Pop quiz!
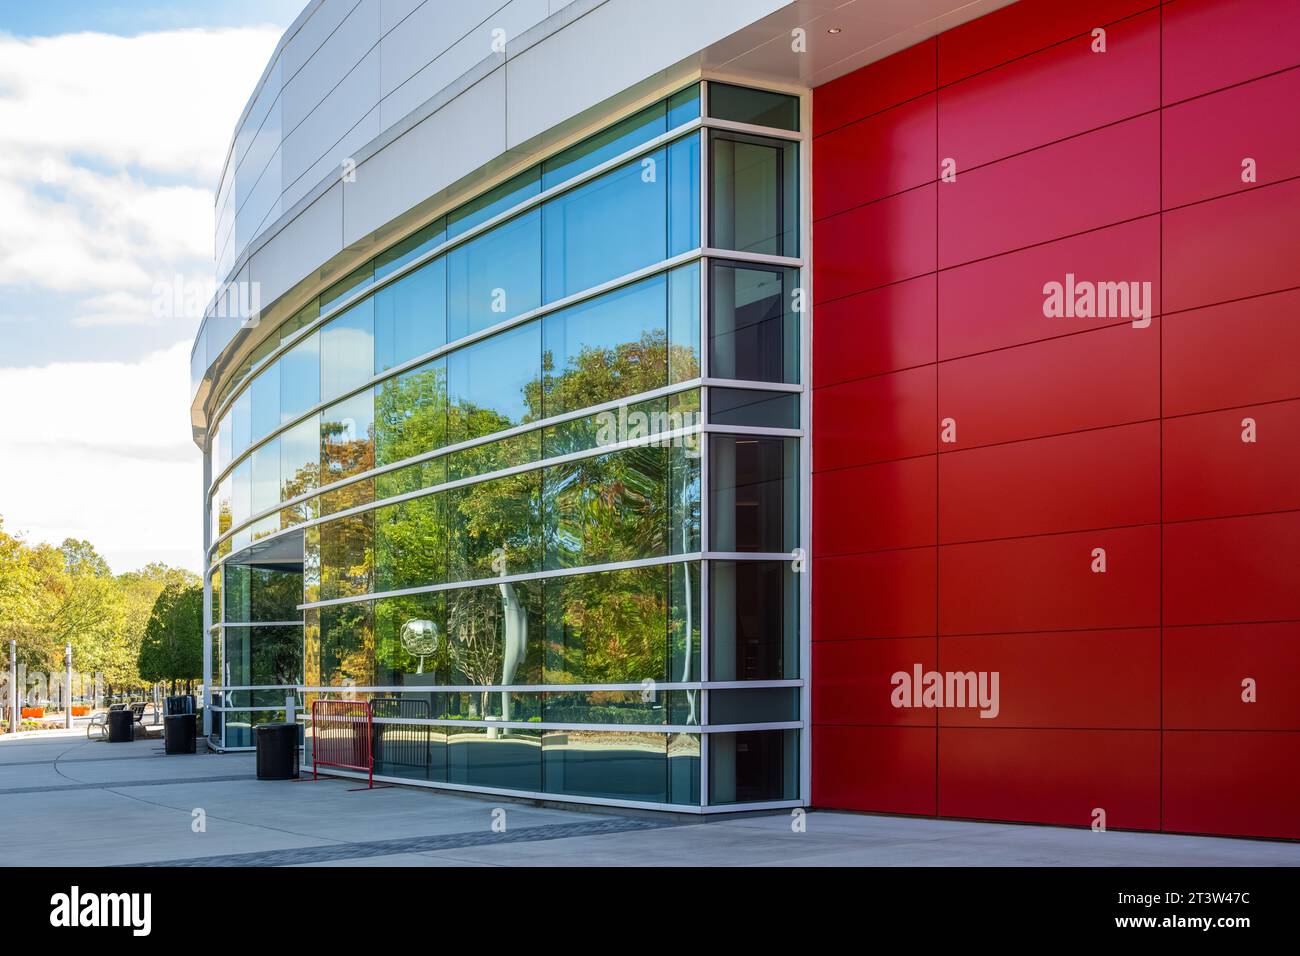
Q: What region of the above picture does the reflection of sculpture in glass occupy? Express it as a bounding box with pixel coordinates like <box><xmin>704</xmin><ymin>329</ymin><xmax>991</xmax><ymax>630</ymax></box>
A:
<box><xmin>494</xmin><ymin>547</ymin><xmax>527</xmax><ymax>731</ymax></box>
<box><xmin>399</xmin><ymin>619</ymin><xmax>439</xmax><ymax>673</ymax></box>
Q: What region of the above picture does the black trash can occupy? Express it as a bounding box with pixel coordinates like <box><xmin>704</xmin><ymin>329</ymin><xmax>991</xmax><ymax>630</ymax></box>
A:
<box><xmin>164</xmin><ymin>713</ymin><xmax>197</xmax><ymax>754</ymax></box>
<box><xmin>107</xmin><ymin>708</ymin><xmax>133</xmax><ymax>743</ymax></box>
<box><xmin>165</xmin><ymin>695</ymin><xmax>195</xmax><ymax>716</ymax></box>
<box><xmin>255</xmin><ymin>723</ymin><xmax>299</xmax><ymax>780</ymax></box>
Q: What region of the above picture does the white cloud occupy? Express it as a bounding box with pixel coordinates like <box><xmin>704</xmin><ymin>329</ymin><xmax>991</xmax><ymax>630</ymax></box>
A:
<box><xmin>0</xmin><ymin>341</ymin><xmax>203</xmax><ymax>574</ymax></box>
<box><xmin>0</xmin><ymin>27</ymin><xmax>281</xmax><ymax>323</ymax></box>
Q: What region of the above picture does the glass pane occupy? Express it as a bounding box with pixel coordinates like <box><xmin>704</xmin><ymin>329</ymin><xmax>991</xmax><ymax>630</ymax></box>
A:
<box><xmin>709</xmin><ymin>388</ymin><xmax>799</xmax><ymax>428</ymax></box>
<box><xmin>543</xmin><ymin>731</ymin><xmax>671</xmax><ymax>802</ymax></box>
<box><xmin>448</xmin><ymin>168</ymin><xmax>540</xmax><ymax>239</ymax></box>
<box><xmin>541</xmin><ymin>274</ymin><xmax>667</xmax><ymax>418</ymax></box>
<box><xmin>709</xmin><ymin>261</ymin><xmax>799</xmax><ymax>384</ymax></box>
<box><xmin>447</xmin><ymin>726</ymin><xmax>542</xmax><ymax>792</ymax></box>
<box><xmin>708</xmin><ymin>434</ymin><xmax>798</xmax><ymax>553</ymax></box>
<box><xmin>320</xmin><ymin>512</ymin><xmax>374</xmax><ymax>601</ymax></box>
<box><xmin>320</xmin><ymin>600</ymin><xmax>374</xmax><ymax>686</ymax></box>
<box><xmin>542</xmin><ymin>102</ymin><xmax>665</xmax><ymax>190</ymax></box>
<box><xmin>670</xmin><ymin>561</ymin><xmax>701</xmax><ymax>688</ymax></box>
<box><xmin>376</xmin><ymin>456</ymin><xmax>445</xmax><ymax>501</ymax></box>
<box><xmin>280</xmin><ymin>415</ymin><xmax>320</xmax><ymax>504</ymax></box>
<box><xmin>320</xmin><ymin>389</ymin><xmax>375</xmax><ymax>485</ymax></box>
<box><xmin>667</xmin><ymin>84</ymin><xmax>701</xmax><ymax>128</ymax></box>
<box><xmin>709</xmin><ymin>728</ymin><xmax>798</xmax><ymax>804</ymax></box>
<box><xmin>446</xmin><ymin>321</ymin><xmax>540</xmax><ymax>444</ymax></box>
<box><xmin>445</xmin><ymin>578</ymin><xmax>543</xmax><ymax>688</ymax></box>
<box><xmin>320</xmin><ymin>299</ymin><xmax>375</xmax><ymax>401</ymax></box>
<box><xmin>231</xmin><ymin>458</ymin><xmax>251</xmax><ymax>528</ymax></box>
<box><xmin>446</xmin><ymin>471</ymin><xmax>542</xmax><ymax>582</ymax></box>
<box><xmin>280</xmin><ymin>299</ymin><xmax>319</xmax><ymax>343</ymax></box>
<box><xmin>542</xmin><ymin>150</ymin><xmax>667</xmax><ymax>302</ymax></box>
<box><xmin>543</xmin><ymin>446</ymin><xmax>668</xmax><ymax>570</ymax></box>
<box><xmin>709</xmin><ymin>560</ymin><xmax>798</xmax><ymax>680</ymax></box>
<box><xmin>709</xmin><ymin>130</ymin><xmax>798</xmax><ymax>257</ymax></box>
<box><xmin>376</xmin><ymin>217</ymin><xmax>446</xmax><ymax>280</ymax></box>
<box><xmin>250</xmin><ymin>436</ymin><xmax>281</xmax><ymax>517</ymax></box>
<box><xmin>374</xmin><ymin>593</ymin><xmax>447</xmax><ymax>686</ymax></box>
<box><xmin>708</xmin><ymin>82</ymin><xmax>799</xmax><ymax>131</ymax></box>
<box><xmin>223</xmin><ymin>564</ymin><xmax>249</xmax><ymax>624</ymax></box>
<box><xmin>216</xmin><ymin>412</ymin><xmax>233</xmax><ymax>477</ymax></box>
<box><xmin>215</xmin><ymin>476</ymin><xmax>233</xmax><ymax>538</ymax></box>
<box><xmin>669</xmin><ymin>440</ymin><xmax>701</xmax><ymax>555</ymax></box>
<box><xmin>249</xmin><ymin>359</ymin><xmax>280</xmax><ymax>441</ymax></box>
<box><xmin>446</xmin><ymin>429</ymin><xmax>539</xmax><ymax>482</ymax></box>
<box><xmin>668</xmin><ymin>261</ymin><xmax>701</xmax><ymax>384</ymax></box>
<box><xmin>375</xmin><ymin>258</ymin><xmax>446</xmax><ymax>373</ymax></box>
<box><xmin>543</xmin><ymin>566</ymin><xmax>668</xmax><ymax>683</ymax></box>
<box><xmin>375</xmin><ymin>494</ymin><xmax>445</xmax><ymax>593</ymax></box>
<box><xmin>447</xmin><ymin>209</ymin><xmax>541</xmax><ymax>342</ymax></box>
<box><xmin>709</xmin><ymin>687</ymin><xmax>798</xmax><ymax>724</ymax></box>
<box><xmin>280</xmin><ymin>331</ymin><xmax>320</xmax><ymax>424</ymax></box>
<box><xmin>376</xmin><ymin>359</ymin><xmax>447</xmax><ymax>467</ymax></box>
<box><xmin>668</xmin><ymin>134</ymin><xmax>700</xmax><ymax>257</ymax></box>
<box><xmin>231</xmin><ymin>388</ymin><xmax>251</xmax><ymax>458</ymax></box>
<box><xmin>320</xmin><ymin>264</ymin><xmax>374</xmax><ymax>312</ymax></box>
<box><xmin>320</xmin><ymin>477</ymin><xmax>373</xmax><ymax>517</ymax></box>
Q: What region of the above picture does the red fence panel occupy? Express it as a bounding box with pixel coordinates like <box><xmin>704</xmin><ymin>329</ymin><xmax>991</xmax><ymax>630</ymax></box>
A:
<box><xmin>311</xmin><ymin>700</ymin><xmax>374</xmax><ymax>788</ymax></box>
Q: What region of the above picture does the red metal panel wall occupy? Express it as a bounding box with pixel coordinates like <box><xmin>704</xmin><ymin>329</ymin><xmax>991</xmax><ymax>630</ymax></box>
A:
<box><xmin>810</xmin><ymin>0</ymin><xmax>1300</xmax><ymax>838</ymax></box>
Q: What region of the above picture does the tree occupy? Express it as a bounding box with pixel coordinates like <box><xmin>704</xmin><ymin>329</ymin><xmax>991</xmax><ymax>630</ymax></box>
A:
<box><xmin>138</xmin><ymin>583</ymin><xmax>204</xmax><ymax>694</ymax></box>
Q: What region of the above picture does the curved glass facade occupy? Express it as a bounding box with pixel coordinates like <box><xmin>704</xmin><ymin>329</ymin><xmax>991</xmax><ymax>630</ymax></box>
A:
<box><xmin>203</xmin><ymin>81</ymin><xmax>806</xmax><ymax>810</ymax></box>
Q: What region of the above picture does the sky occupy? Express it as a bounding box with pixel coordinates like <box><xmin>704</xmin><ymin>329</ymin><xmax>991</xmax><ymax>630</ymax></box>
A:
<box><xmin>0</xmin><ymin>0</ymin><xmax>304</xmax><ymax>573</ymax></box>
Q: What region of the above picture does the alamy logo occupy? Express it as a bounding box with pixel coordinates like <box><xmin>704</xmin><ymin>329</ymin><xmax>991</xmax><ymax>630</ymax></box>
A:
<box><xmin>891</xmin><ymin>664</ymin><xmax>1000</xmax><ymax>719</ymax></box>
<box><xmin>50</xmin><ymin>886</ymin><xmax>151</xmax><ymax>936</ymax></box>
<box><xmin>1042</xmin><ymin>273</ymin><xmax>1152</xmax><ymax>328</ymax></box>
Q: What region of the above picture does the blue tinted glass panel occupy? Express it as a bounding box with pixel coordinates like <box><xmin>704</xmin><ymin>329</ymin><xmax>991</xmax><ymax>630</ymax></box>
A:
<box><xmin>447</xmin><ymin>168</ymin><xmax>540</xmax><ymax>239</ymax></box>
<box><xmin>280</xmin><ymin>415</ymin><xmax>319</xmax><ymax>502</ymax></box>
<box><xmin>541</xmin><ymin>275</ymin><xmax>667</xmax><ymax>417</ymax></box>
<box><xmin>320</xmin><ymin>299</ymin><xmax>375</xmax><ymax>400</ymax></box>
<box><xmin>216</xmin><ymin>413</ymin><xmax>233</xmax><ymax>477</ymax></box>
<box><xmin>542</xmin><ymin>151</ymin><xmax>667</xmax><ymax>302</ymax></box>
<box><xmin>667</xmin><ymin>85</ymin><xmax>701</xmax><ymax>127</ymax></box>
<box><xmin>231</xmin><ymin>458</ymin><xmax>251</xmax><ymax>528</ymax></box>
<box><xmin>375</xmin><ymin>258</ymin><xmax>446</xmax><ymax>373</ymax></box>
<box><xmin>668</xmin><ymin>261</ymin><xmax>701</xmax><ymax>383</ymax></box>
<box><xmin>375</xmin><ymin>217</ymin><xmax>446</xmax><ymax>280</ymax></box>
<box><xmin>280</xmin><ymin>331</ymin><xmax>320</xmax><ymax>423</ymax></box>
<box><xmin>668</xmin><ymin>134</ymin><xmax>701</xmax><ymax>257</ymax></box>
<box><xmin>320</xmin><ymin>389</ymin><xmax>375</xmax><ymax>485</ymax></box>
<box><xmin>447</xmin><ymin>321</ymin><xmax>540</xmax><ymax>443</ymax></box>
<box><xmin>249</xmin><ymin>358</ymin><xmax>280</xmax><ymax>440</ymax></box>
<box><xmin>231</xmin><ymin>389</ymin><xmax>252</xmax><ymax>458</ymax></box>
<box><xmin>541</xmin><ymin>103</ymin><xmax>665</xmax><ymax>190</ymax></box>
<box><xmin>447</xmin><ymin>209</ymin><xmax>541</xmax><ymax>342</ymax></box>
<box><xmin>250</xmin><ymin>436</ymin><xmax>280</xmax><ymax>516</ymax></box>
<box><xmin>320</xmin><ymin>264</ymin><xmax>374</xmax><ymax>312</ymax></box>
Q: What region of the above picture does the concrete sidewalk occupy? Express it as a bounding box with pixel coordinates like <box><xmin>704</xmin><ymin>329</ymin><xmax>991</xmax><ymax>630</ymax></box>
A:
<box><xmin>1</xmin><ymin>733</ymin><xmax>1295</xmax><ymax>867</ymax></box>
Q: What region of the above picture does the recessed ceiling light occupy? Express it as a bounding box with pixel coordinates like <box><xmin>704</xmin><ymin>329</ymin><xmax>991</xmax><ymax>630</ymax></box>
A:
<box><xmin>827</xmin><ymin>26</ymin><xmax>843</xmax><ymax>34</ymax></box>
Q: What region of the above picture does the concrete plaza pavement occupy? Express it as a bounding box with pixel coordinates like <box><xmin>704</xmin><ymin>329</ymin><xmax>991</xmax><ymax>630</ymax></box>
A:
<box><xmin>1</xmin><ymin>730</ymin><xmax>1296</xmax><ymax>867</ymax></box>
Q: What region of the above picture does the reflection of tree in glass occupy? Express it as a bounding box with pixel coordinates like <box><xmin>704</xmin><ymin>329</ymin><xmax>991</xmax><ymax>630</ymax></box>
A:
<box><xmin>312</xmin><ymin>313</ymin><xmax>698</xmax><ymax>693</ymax></box>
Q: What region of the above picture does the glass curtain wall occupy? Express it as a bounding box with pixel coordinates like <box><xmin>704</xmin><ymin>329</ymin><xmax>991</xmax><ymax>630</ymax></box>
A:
<box><xmin>203</xmin><ymin>81</ymin><xmax>805</xmax><ymax>810</ymax></box>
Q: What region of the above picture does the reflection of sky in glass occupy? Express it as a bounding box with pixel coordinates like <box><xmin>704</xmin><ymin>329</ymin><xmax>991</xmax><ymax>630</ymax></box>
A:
<box><xmin>542</xmin><ymin>274</ymin><xmax>666</xmax><ymax>415</ymax></box>
<box><xmin>447</xmin><ymin>321</ymin><xmax>539</xmax><ymax>428</ymax></box>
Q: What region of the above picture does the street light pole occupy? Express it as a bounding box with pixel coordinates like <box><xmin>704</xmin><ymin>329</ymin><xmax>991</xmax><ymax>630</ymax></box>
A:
<box><xmin>8</xmin><ymin>640</ymin><xmax>16</xmax><ymax>734</ymax></box>
<box><xmin>65</xmin><ymin>644</ymin><xmax>73</xmax><ymax>730</ymax></box>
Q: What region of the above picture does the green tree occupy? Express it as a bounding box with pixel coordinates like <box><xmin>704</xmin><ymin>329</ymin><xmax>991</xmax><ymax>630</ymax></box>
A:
<box><xmin>138</xmin><ymin>583</ymin><xmax>204</xmax><ymax>694</ymax></box>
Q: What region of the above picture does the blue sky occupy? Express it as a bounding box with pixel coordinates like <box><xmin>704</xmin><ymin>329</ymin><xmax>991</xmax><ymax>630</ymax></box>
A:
<box><xmin>0</xmin><ymin>0</ymin><xmax>304</xmax><ymax>572</ymax></box>
<box><xmin>0</xmin><ymin>0</ymin><xmax>304</xmax><ymax>37</ymax></box>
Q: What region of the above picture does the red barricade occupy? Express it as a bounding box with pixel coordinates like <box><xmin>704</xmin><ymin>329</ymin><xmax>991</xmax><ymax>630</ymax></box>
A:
<box><xmin>311</xmin><ymin>700</ymin><xmax>374</xmax><ymax>788</ymax></box>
